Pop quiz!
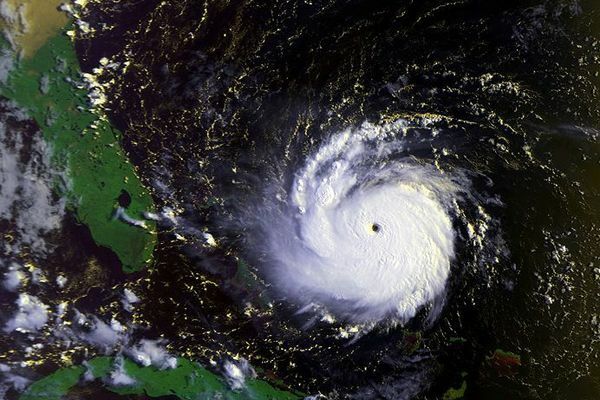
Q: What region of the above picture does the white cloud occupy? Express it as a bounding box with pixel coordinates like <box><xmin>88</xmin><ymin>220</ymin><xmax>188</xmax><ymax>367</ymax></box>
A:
<box><xmin>114</xmin><ymin>207</ymin><xmax>147</xmax><ymax>229</ymax></box>
<box><xmin>55</xmin><ymin>275</ymin><xmax>67</xmax><ymax>288</ymax></box>
<box><xmin>223</xmin><ymin>358</ymin><xmax>256</xmax><ymax>391</ymax></box>
<box><xmin>82</xmin><ymin>360</ymin><xmax>95</xmax><ymax>382</ymax></box>
<box><xmin>203</xmin><ymin>232</ymin><xmax>217</xmax><ymax>247</ymax></box>
<box><xmin>106</xmin><ymin>357</ymin><xmax>136</xmax><ymax>387</ymax></box>
<box><xmin>4</xmin><ymin>293</ymin><xmax>48</xmax><ymax>333</ymax></box>
<box><xmin>142</xmin><ymin>211</ymin><xmax>161</xmax><ymax>221</ymax></box>
<box><xmin>121</xmin><ymin>288</ymin><xmax>139</xmax><ymax>312</ymax></box>
<box><xmin>80</xmin><ymin>316</ymin><xmax>123</xmax><ymax>353</ymax></box>
<box><xmin>0</xmin><ymin>102</ymin><xmax>67</xmax><ymax>256</ymax></box>
<box><xmin>29</xmin><ymin>267</ymin><xmax>43</xmax><ymax>284</ymax></box>
<box><xmin>3</xmin><ymin>263</ymin><xmax>25</xmax><ymax>291</ymax></box>
<box><xmin>3</xmin><ymin>373</ymin><xmax>30</xmax><ymax>392</ymax></box>
<box><xmin>126</xmin><ymin>339</ymin><xmax>177</xmax><ymax>370</ymax></box>
<box><xmin>0</xmin><ymin>47</ymin><xmax>14</xmax><ymax>84</ymax></box>
<box><xmin>110</xmin><ymin>318</ymin><xmax>125</xmax><ymax>333</ymax></box>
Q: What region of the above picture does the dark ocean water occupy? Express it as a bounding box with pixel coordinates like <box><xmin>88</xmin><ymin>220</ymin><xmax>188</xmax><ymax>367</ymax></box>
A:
<box><xmin>76</xmin><ymin>1</ymin><xmax>600</xmax><ymax>398</ymax></box>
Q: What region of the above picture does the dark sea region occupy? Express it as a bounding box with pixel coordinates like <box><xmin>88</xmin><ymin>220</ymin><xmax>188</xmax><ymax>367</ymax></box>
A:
<box><xmin>70</xmin><ymin>1</ymin><xmax>600</xmax><ymax>399</ymax></box>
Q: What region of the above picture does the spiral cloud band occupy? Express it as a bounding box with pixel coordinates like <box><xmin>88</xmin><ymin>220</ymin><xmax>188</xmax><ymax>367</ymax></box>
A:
<box><xmin>265</xmin><ymin>120</ymin><xmax>461</xmax><ymax>325</ymax></box>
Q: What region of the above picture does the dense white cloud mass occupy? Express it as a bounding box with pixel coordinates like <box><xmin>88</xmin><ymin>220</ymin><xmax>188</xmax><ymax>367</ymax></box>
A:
<box><xmin>260</xmin><ymin>120</ymin><xmax>462</xmax><ymax>324</ymax></box>
<box><xmin>223</xmin><ymin>358</ymin><xmax>256</xmax><ymax>390</ymax></box>
<box><xmin>0</xmin><ymin>103</ymin><xmax>67</xmax><ymax>256</ymax></box>
<box><xmin>126</xmin><ymin>339</ymin><xmax>177</xmax><ymax>370</ymax></box>
<box><xmin>4</xmin><ymin>294</ymin><xmax>49</xmax><ymax>333</ymax></box>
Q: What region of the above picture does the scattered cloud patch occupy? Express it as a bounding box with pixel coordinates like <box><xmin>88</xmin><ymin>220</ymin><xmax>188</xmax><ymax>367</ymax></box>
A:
<box><xmin>0</xmin><ymin>47</ymin><xmax>14</xmax><ymax>84</ymax></box>
<box><xmin>106</xmin><ymin>357</ymin><xmax>136</xmax><ymax>387</ymax></box>
<box><xmin>82</xmin><ymin>360</ymin><xmax>95</xmax><ymax>382</ymax></box>
<box><xmin>121</xmin><ymin>288</ymin><xmax>140</xmax><ymax>312</ymax></box>
<box><xmin>4</xmin><ymin>293</ymin><xmax>48</xmax><ymax>333</ymax></box>
<box><xmin>55</xmin><ymin>275</ymin><xmax>67</xmax><ymax>288</ymax></box>
<box><xmin>2</xmin><ymin>373</ymin><xmax>30</xmax><ymax>392</ymax></box>
<box><xmin>0</xmin><ymin>101</ymin><xmax>67</xmax><ymax>256</ymax></box>
<box><xmin>2</xmin><ymin>263</ymin><xmax>25</xmax><ymax>291</ymax></box>
<box><xmin>78</xmin><ymin>316</ymin><xmax>123</xmax><ymax>353</ymax></box>
<box><xmin>126</xmin><ymin>339</ymin><xmax>177</xmax><ymax>370</ymax></box>
<box><xmin>114</xmin><ymin>207</ymin><xmax>147</xmax><ymax>229</ymax></box>
<box><xmin>223</xmin><ymin>358</ymin><xmax>256</xmax><ymax>391</ymax></box>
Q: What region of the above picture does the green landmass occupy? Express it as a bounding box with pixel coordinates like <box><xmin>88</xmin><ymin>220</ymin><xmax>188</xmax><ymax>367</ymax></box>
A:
<box><xmin>20</xmin><ymin>357</ymin><xmax>301</xmax><ymax>400</ymax></box>
<box><xmin>443</xmin><ymin>379</ymin><xmax>467</xmax><ymax>400</ymax></box>
<box><xmin>0</xmin><ymin>28</ymin><xmax>156</xmax><ymax>272</ymax></box>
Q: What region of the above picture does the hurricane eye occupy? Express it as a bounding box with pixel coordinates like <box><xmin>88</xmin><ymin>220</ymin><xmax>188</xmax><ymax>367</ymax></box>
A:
<box><xmin>371</xmin><ymin>223</ymin><xmax>380</xmax><ymax>233</ymax></box>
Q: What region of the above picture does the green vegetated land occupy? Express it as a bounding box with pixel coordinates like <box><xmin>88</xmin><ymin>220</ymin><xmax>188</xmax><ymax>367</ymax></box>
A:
<box><xmin>20</xmin><ymin>357</ymin><xmax>301</xmax><ymax>400</ymax></box>
<box><xmin>1</xmin><ymin>25</ymin><xmax>302</xmax><ymax>400</ymax></box>
<box><xmin>0</xmin><ymin>28</ymin><xmax>156</xmax><ymax>272</ymax></box>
